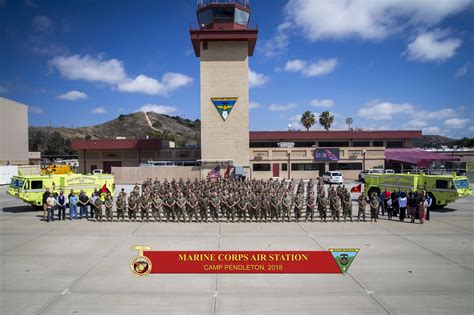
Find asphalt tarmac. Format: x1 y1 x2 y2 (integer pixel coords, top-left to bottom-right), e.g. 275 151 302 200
0 183 473 314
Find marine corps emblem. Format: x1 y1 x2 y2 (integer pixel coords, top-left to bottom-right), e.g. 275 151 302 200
130 245 152 276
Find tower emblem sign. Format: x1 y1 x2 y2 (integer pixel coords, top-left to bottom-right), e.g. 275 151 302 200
211 97 238 121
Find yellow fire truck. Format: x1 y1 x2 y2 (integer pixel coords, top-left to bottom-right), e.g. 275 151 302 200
7 173 115 209
364 173 471 207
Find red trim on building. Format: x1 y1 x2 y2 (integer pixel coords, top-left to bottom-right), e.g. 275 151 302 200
190 28 258 57
249 130 422 141
72 139 163 150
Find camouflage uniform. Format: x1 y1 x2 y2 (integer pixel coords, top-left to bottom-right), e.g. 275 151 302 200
105 195 114 222
370 194 379 222
342 191 353 222
332 196 341 222
151 194 163 222
357 194 367 222
199 194 210 223
140 194 150 222
305 194 316 222
294 194 304 222
116 195 126 222
128 194 137 222
318 192 328 222
282 193 292 222
95 197 103 221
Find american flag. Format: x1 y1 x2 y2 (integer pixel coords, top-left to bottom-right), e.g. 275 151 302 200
207 165 221 180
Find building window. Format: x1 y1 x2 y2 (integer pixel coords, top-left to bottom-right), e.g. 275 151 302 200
373 141 384 147
436 180 448 189
386 141 404 148
253 163 271 172
318 141 350 147
282 163 287 171
352 141 370 147
291 163 321 171
294 141 315 147
31 180 42 189
329 163 363 171
250 142 278 148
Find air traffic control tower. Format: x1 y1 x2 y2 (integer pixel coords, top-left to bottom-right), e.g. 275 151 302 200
190 0 258 177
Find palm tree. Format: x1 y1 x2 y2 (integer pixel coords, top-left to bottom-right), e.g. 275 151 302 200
319 111 334 131
300 111 315 131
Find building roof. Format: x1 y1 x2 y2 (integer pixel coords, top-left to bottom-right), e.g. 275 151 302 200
385 148 460 167
72 139 163 150
249 130 422 141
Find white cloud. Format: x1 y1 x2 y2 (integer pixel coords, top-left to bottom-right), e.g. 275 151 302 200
310 98 334 108
28 106 43 114
455 62 471 78
423 126 441 134
284 59 306 72
261 21 292 57
304 58 338 77
49 54 192 96
138 104 177 115
268 103 297 112
91 106 106 114
249 101 262 109
425 108 457 120
284 58 338 77
443 118 470 128
285 0 470 41
117 73 192 96
248 68 270 88
33 16 53 33
408 120 428 128
50 54 127 85
405 29 462 62
57 90 88 101
357 100 415 120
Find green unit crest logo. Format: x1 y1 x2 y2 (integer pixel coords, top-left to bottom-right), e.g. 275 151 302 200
211 97 238 121
329 248 359 274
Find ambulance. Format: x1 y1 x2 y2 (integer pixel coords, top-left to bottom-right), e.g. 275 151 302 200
7 173 115 209
364 173 471 207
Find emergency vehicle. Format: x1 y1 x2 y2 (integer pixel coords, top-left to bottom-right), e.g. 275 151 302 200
364 173 471 207
7 173 114 209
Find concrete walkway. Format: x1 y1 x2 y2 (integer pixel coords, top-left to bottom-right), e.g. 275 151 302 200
0 185 473 314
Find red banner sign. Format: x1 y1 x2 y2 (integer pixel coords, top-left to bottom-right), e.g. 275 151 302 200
130 248 359 275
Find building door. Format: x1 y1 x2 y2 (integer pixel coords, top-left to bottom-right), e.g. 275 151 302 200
103 161 122 174
317 163 325 177
272 163 280 177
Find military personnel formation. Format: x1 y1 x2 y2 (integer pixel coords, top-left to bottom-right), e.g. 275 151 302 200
47 178 384 223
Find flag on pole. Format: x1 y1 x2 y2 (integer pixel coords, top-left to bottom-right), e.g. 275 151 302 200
207 165 221 180
350 184 361 193
224 163 231 178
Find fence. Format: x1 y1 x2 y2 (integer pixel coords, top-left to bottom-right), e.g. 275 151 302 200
111 166 200 184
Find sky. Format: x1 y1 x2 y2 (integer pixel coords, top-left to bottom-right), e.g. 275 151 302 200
0 0 473 139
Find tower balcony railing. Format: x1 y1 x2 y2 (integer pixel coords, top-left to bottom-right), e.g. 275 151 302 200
190 22 258 31
197 0 250 8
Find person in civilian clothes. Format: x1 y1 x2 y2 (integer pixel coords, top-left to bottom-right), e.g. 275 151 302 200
46 193 56 222
398 192 407 222
57 190 67 221
42 188 50 219
78 190 89 219
69 192 78 219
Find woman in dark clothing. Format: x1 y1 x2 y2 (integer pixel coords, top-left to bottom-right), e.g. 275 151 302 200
407 192 417 223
